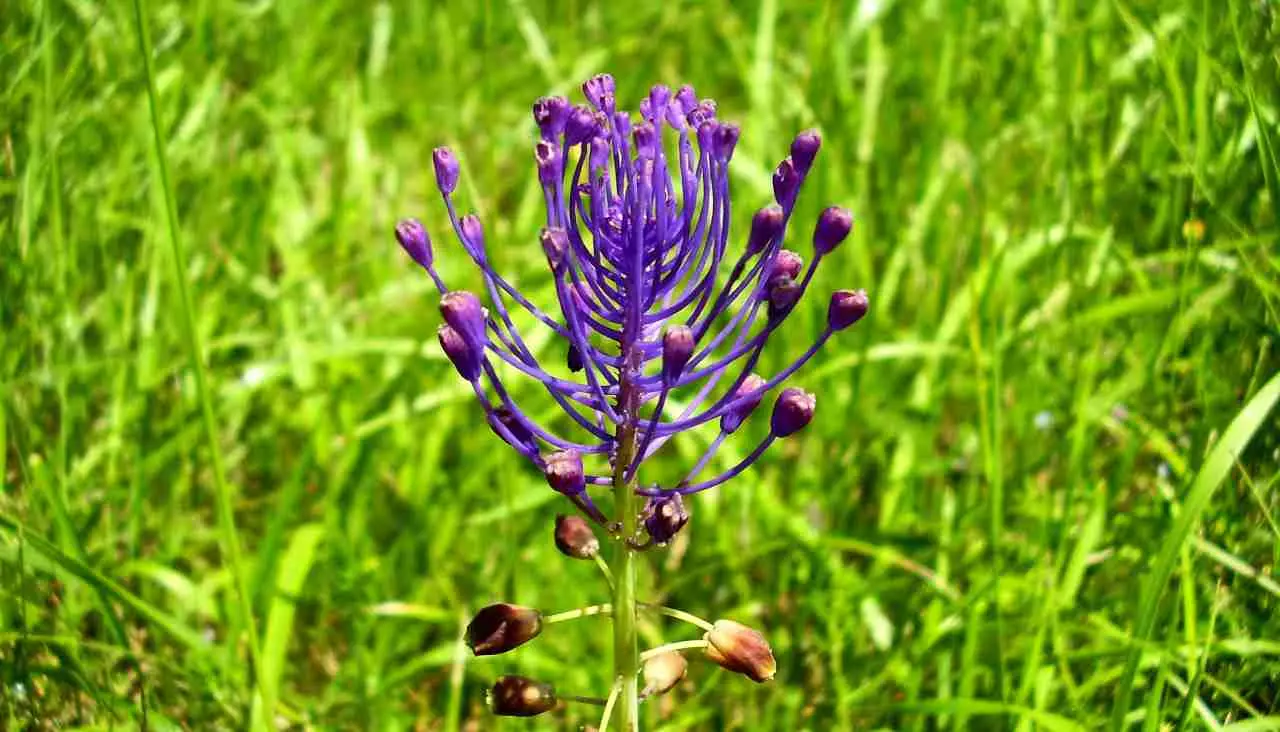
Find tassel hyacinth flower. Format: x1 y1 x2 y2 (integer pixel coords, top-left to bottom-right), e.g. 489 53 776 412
396 74 869 728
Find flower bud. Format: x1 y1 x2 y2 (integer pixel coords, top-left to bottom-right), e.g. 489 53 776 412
747 205 784 256
543 449 586 496
769 249 803 283
772 157 800 209
567 343 584 372
532 95 570 139
720 374 766 434
439 291 487 349
565 105 598 145
395 218 433 269
813 206 853 255
827 289 869 331
715 123 741 161
633 122 658 158
438 325 481 381
460 214 485 253
540 227 569 269
703 619 776 683
490 675 557 717
554 514 600 559
696 120 718 152
582 74 616 112
589 135 611 172
489 407 535 452
642 651 688 697
643 493 688 544
771 387 816 437
766 276 802 320
674 84 698 115
790 129 821 176
662 326 696 384
466 603 542 656
432 147 459 195
535 140 562 184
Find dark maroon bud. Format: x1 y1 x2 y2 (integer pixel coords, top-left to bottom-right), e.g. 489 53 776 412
662 326 696 384
489 406 535 451
828 289 869 331
535 140 562 184
395 218 433 269
703 620 776 683
771 387 816 437
554 514 600 559
643 493 689 544
490 675 557 717
532 95 570 138
460 214 485 252
813 206 853 255
747 206 784 256
543 449 586 496
438 325 481 381
642 651 688 697
772 157 800 209
540 227 569 269
567 343 584 372
432 147 459 195
439 291 486 349
769 249 804 283
466 603 542 656
720 374 766 434
766 276 802 320
790 129 821 175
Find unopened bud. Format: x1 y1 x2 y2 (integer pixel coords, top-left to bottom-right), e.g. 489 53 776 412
567 343 584 372
535 140 562 184
720 374 766 434
439 291 487 349
642 651 688 697
540 227 569 269
790 129 821 175
490 675 557 717
532 95 570 138
813 206 853 255
715 123 741 161
643 493 689 544
466 603 542 656
771 387 815 437
432 147 459 195
437 325 481 381
543 450 586 496
747 205 784 256
554 514 599 559
766 276 802 319
772 157 800 209
703 619 776 683
827 289 869 331
460 213 485 252
395 218 433 269
565 105 598 145
489 407 535 451
662 326 696 384
769 250 803 283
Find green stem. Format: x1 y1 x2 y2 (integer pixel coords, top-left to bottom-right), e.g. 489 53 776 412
611 376 641 731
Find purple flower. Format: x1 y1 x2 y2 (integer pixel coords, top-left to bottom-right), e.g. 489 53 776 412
396 74 869 526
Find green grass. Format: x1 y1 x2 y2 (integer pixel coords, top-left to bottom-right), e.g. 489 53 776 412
2 0 1279 729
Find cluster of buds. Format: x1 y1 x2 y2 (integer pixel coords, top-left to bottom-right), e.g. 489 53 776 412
396 73 868 723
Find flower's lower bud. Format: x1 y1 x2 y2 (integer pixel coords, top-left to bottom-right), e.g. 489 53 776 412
703 619 776 683
773 158 800 209
662 326 696 384
643 493 689 544
544 450 586 496
490 675 557 717
440 291 487 349
721 374 766 433
567 343 584 372
432 147 459 195
540 227 569 269
438 325 481 381
769 250 803 283
790 129 821 176
395 218 433 269
747 205 784 256
771 387 815 437
466 604 542 656
554 514 599 559
767 276 802 320
814 206 853 255
642 651 688 697
828 289 869 331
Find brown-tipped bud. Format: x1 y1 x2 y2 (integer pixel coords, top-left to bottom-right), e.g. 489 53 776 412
466 603 542 656
703 619 776 683
642 651 688 697
543 449 586 496
554 514 599 559
490 675 557 717
771 387 816 437
662 325 696 384
828 289 869 331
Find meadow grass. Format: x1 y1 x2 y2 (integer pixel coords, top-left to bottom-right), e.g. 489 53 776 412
2 0 1279 729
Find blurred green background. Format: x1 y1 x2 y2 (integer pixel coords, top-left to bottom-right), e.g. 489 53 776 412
3 0 1279 729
